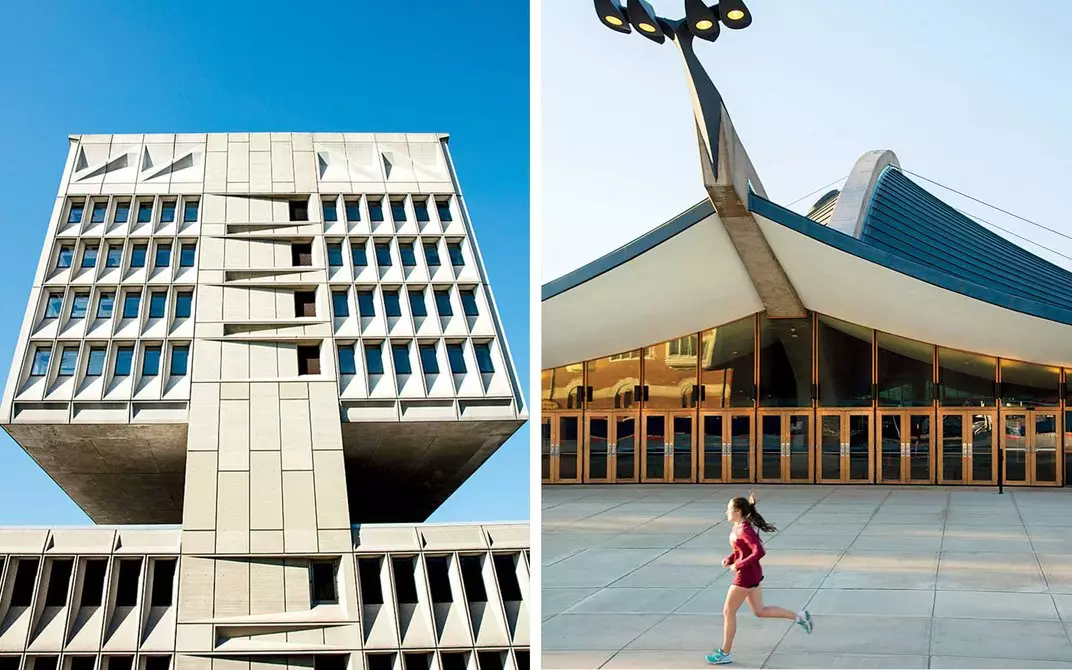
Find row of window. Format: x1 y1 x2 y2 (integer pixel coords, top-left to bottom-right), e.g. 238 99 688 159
55 242 196 272
341 341 494 376
67 198 199 227
318 194 454 224
332 287 479 319
0 655 526 670
328 239 464 270
44 291 192 321
29 343 188 378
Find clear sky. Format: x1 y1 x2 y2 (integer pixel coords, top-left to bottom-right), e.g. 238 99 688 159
0 1 529 524
543 0 1072 280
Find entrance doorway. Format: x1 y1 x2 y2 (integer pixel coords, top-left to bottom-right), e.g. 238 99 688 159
816 411 872 483
757 412 812 483
641 413 696 482
877 411 934 484
543 413 582 483
938 411 997 484
699 413 753 483
584 413 640 483
1002 411 1061 486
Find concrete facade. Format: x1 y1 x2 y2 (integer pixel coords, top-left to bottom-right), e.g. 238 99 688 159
0 133 529 670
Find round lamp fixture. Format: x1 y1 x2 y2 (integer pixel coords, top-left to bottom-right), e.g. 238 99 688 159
695 19 714 30
606 15 624 26
638 22 657 32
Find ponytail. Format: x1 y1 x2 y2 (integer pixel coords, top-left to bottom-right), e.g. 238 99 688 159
732 492 777 533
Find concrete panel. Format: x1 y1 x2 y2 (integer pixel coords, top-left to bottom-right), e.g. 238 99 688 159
282 471 318 552
250 451 284 530
216 471 250 553
177 557 215 621
279 398 313 471
249 383 281 451
182 451 218 530
213 559 250 617
313 450 349 530
217 399 250 471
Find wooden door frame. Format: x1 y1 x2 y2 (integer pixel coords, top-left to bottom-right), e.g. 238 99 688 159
541 415 554 483
876 409 936 484
552 412 584 484
666 411 699 484
640 412 671 482
698 411 729 483
612 412 641 483
815 409 873 483
1001 409 1062 487
584 412 614 484
756 410 812 483
699 411 756 484
937 410 970 485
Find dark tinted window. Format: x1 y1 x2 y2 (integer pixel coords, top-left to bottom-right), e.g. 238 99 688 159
392 344 411 375
940 347 996 406
493 554 522 600
114 201 130 223
160 201 176 223
137 201 153 223
424 243 440 267
338 346 357 375
447 344 466 374
11 559 39 606
817 315 872 407
475 343 494 374
758 314 812 407
297 345 321 375
384 291 401 317
183 200 199 223
122 293 140 318
143 347 161 376
45 559 73 606
409 290 427 317
413 199 430 223
357 291 375 317
447 242 464 266
175 292 193 319
327 244 343 267
114 347 134 376
460 555 486 602
170 346 189 376
434 290 453 317
332 292 349 317
289 199 309 221
368 198 384 222
358 557 383 605
461 290 479 316
322 198 338 222
436 199 452 222
131 245 147 268
149 292 167 318
150 560 176 606
365 344 384 375
45 293 63 318
392 557 419 604
115 559 141 606
419 344 439 374
310 560 338 603
878 331 933 407
390 199 406 222
80 559 107 606
375 243 392 267
179 243 196 267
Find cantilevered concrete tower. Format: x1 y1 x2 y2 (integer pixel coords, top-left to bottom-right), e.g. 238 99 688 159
0 133 529 670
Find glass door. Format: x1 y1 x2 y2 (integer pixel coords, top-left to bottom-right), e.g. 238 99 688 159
669 413 696 483
938 412 967 484
1002 411 1061 486
1034 412 1061 486
641 413 669 482
699 412 754 483
816 411 871 483
877 411 934 484
614 414 639 482
549 413 582 483
758 412 812 483
969 412 997 484
585 414 612 483
542 417 552 482
941 411 996 484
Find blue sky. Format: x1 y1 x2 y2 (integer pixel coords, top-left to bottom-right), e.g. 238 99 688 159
0 0 529 524
543 0 1072 279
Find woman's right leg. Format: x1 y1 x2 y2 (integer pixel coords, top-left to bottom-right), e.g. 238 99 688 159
721 585 751 653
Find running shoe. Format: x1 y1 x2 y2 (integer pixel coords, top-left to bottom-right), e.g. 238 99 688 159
795 609 813 634
705 649 733 665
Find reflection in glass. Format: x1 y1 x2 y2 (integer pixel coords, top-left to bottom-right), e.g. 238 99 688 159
616 416 637 481
1001 360 1059 408
880 415 902 482
588 417 609 480
559 416 579 480
878 332 933 407
820 415 841 480
1004 414 1028 483
701 316 755 408
1064 412 1072 486
759 315 812 407
940 348 996 406
541 421 551 480
942 415 964 481
542 365 585 411
1035 414 1058 483
645 336 698 409
703 415 723 480
761 415 782 480
910 415 931 481
587 352 641 410
818 316 872 407
673 417 693 481
848 414 870 481
645 415 666 479
730 416 751 480
788 415 809 480
971 414 994 481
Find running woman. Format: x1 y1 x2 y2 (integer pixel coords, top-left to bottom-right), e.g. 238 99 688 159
706 493 813 665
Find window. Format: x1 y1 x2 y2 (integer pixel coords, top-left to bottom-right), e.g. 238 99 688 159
183 200 199 223
447 343 466 374
409 290 427 317
314 658 346 670
68 200 84 224
148 292 166 318
368 198 384 222
366 656 394 670
294 291 317 318
392 557 419 604
161 200 176 223
391 199 407 222
45 560 73 607
71 293 89 318
86 348 106 376
57 246 73 269
297 345 321 375
351 241 368 267
332 291 349 317
179 243 196 267
10 559 39 606
45 293 63 319
155 244 171 268
108 659 132 670
426 556 451 602
434 290 453 317
441 655 468 670
357 291 375 317
80 559 107 607
384 290 401 318
436 198 453 222
137 201 153 223
338 346 357 375
106 245 123 268
375 243 392 267
493 554 523 600
81 246 98 268
70 658 95 670
114 200 130 223
90 201 107 224
357 557 383 605
475 343 495 373
170 346 189 376
291 242 313 267
123 293 140 318
115 559 141 606
175 292 193 318
143 346 162 376
476 653 504 670
310 560 338 603
460 555 486 602
424 242 440 267
447 241 464 266
327 243 343 267
97 293 115 318
114 347 133 376
392 343 411 374
131 245 147 268
289 199 309 221
345 199 360 222
399 242 417 267
414 198 430 223
58 348 78 376
365 343 384 375
322 198 338 222
461 289 479 316
419 344 439 375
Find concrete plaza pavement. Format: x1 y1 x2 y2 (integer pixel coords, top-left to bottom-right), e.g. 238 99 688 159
543 484 1072 669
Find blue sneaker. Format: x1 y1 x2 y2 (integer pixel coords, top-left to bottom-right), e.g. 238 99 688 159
705 649 733 665
796 609 813 634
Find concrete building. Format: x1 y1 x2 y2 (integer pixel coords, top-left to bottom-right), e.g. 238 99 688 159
0 133 529 670
542 146 1072 489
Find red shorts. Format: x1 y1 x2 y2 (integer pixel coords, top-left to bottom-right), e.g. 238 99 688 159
733 574 763 589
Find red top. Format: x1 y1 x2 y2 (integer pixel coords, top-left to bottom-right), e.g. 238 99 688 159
725 522 765 586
